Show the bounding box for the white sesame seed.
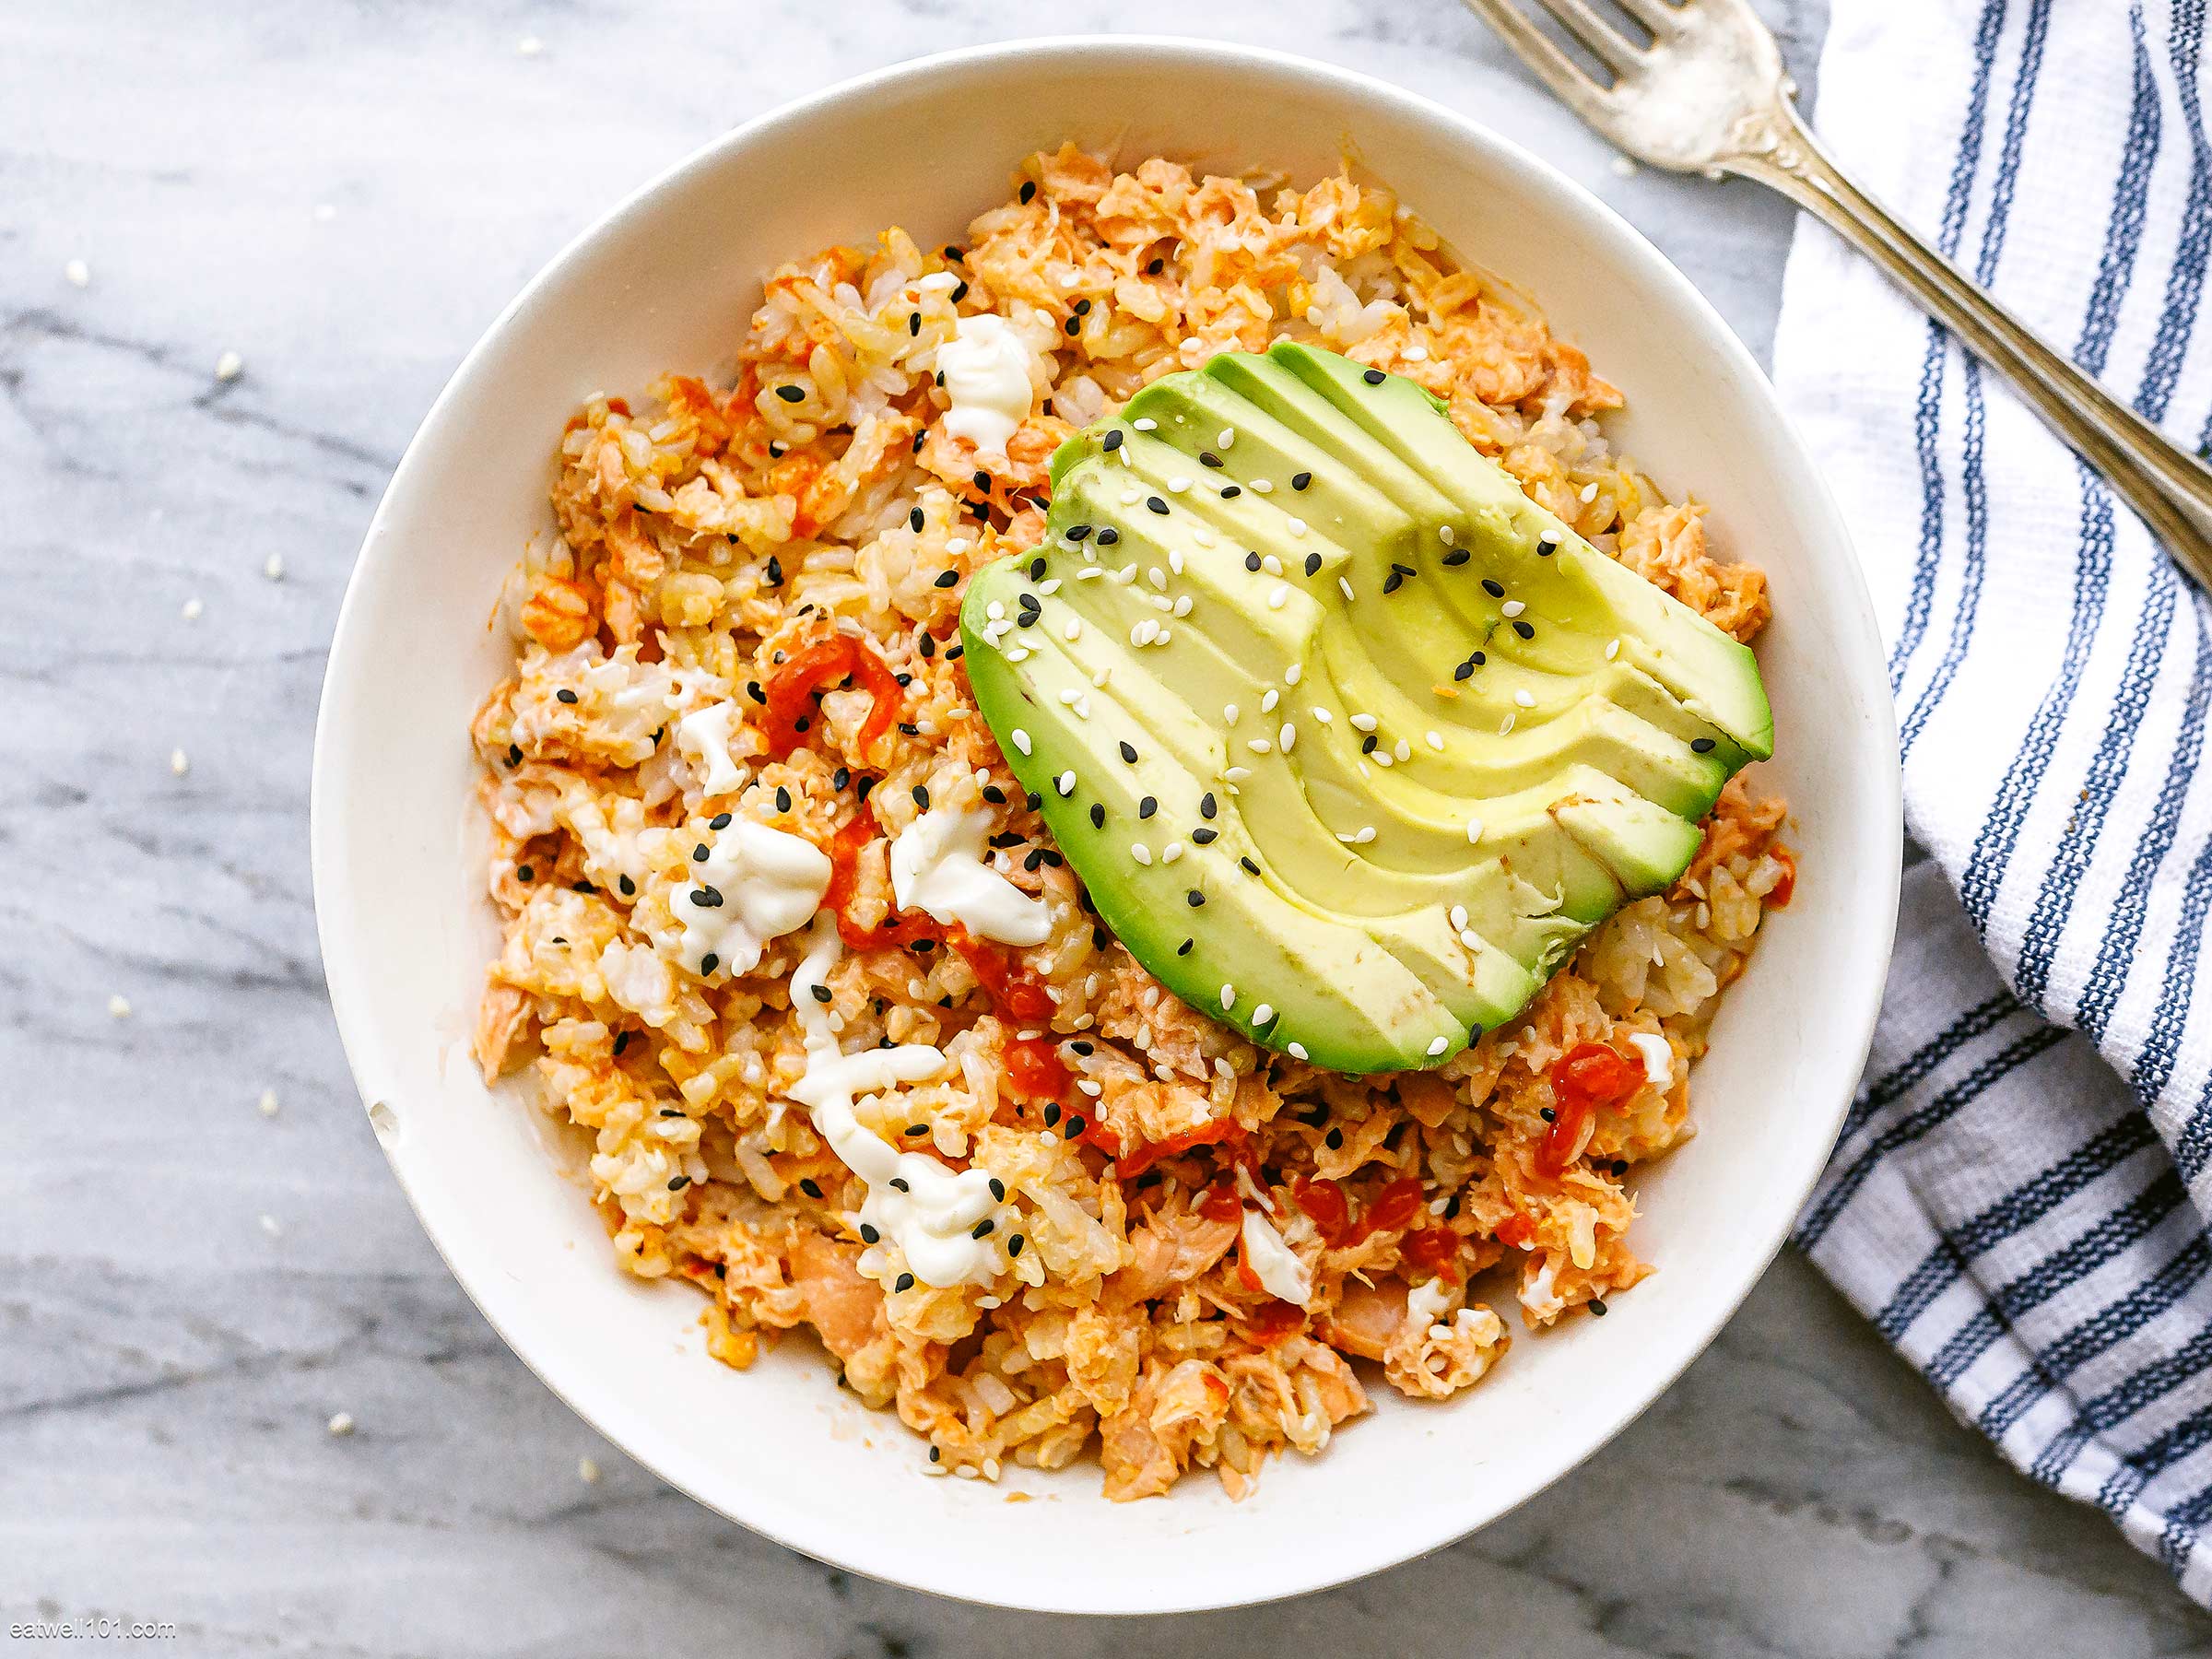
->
[1156,628,1171,644]
[1251,478,1274,493]
[1064,618,1081,641]
[1162,841,1184,863]
[1131,843,1152,865]
[170,747,190,776]
[1147,594,1172,613]
[1427,730,1444,750]
[947,536,971,554]
[1059,688,1079,706]
[1077,566,1103,581]
[1606,639,1621,659]
[1338,577,1356,602]
[1129,621,1152,646]
[1036,309,1056,329]
[1134,417,1158,430]
[1194,528,1216,547]
[1172,594,1193,618]
[1220,984,1237,1010]
[1462,928,1483,949]
[1337,831,1357,843]
[1279,723,1296,752]
[1439,524,1455,546]
[1092,667,1111,688]
[1287,517,1307,536]
[1372,749,1394,767]
[1224,701,1241,724]
[1223,765,1252,782]
[258,1088,280,1117]
[1267,584,1288,609]
[1253,1003,1274,1024]
[1394,738,1411,761]
[1427,1036,1450,1056]
[107,994,132,1019]
[1010,729,1031,755]
[181,597,204,620]
[985,600,1006,619]
[1078,1078,1103,1096]
[579,1456,602,1483]
[1260,688,1279,713]
[1466,818,1484,842]
[1349,712,1378,733]
[1449,904,1469,930]
[1312,706,1334,724]
[1169,548,1185,574]
[263,553,285,581]
[1514,688,1535,708]
[65,257,90,288]
[1247,737,1272,754]
[1038,577,1062,594]
[1500,712,1517,735]
[1355,826,1377,844]
[1121,488,1141,505]
[1054,771,1075,796]
[1147,567,1167,590]
[1288,1042,1309,1060]
[1218,429,1236,449]
[1406,343,1430,361]
[1168,477,1192,494]
[1285,663,1301,685]
[1501,599,1526,618]
[1580,481,1599,502]
[215,350,244,382]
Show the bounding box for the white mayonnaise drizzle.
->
[1404,1275,1454,1332]
[1241,1208,1312,1307]
[674,700,745,797]
[888,806,1051,947]
[654,817,830,979]
[1626,1031,1675,1092]
[784,913,1009,1288]
[935,314,1034,457]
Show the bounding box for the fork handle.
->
[1725,100,2212,590]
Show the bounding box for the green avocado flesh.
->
[959,342,1773,1074]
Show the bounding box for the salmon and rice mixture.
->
[468,146,1794,1500]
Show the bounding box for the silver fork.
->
[1462,0,2212,589]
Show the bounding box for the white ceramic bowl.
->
[312,36,1900,1614]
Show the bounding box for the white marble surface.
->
[6,2,2208,1653]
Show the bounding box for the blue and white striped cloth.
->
[1772,0,2212,1603]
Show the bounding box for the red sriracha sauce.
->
[1537,1041,1643,1178]
[1403,1227,1463,1279]
[1292,1176,1352,1247]
[1004,1034,1069,1102]
[761,633,902,759]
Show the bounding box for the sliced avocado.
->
[962,346,1773,1073]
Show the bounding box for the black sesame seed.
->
[833,767,851,790]
[1611,1159,1630,1176]
[1067,523,1093,541]
[1471,651,1487,665]
[973,470,992,493]
[860,1223,880,1243]
[1245,551,1263,571]
[618,875,635,897]
[1590,1298,1608,1316]
[971,1218,995,1240]
[1177,937,1194,955]
[799,1177,824,1199]
[1146,496,1169,515]
[1138,795,1158,818]
[943,243,963,261]
[765,556,783,586]
[1026,791,1042,810]
[1101,430,1124,455]
[1147,256,1165,274]
[1200,793,1218,819]
[1304,552,1323,577]
[1482,578,1506,597]
[1066,1115,1087,1136]
[912,430,928,453]
[1220,485,1241,499]
[1040,849,1063,867]
[905,1124,927,1136]
[1537,537,1559,557]
[1325,1128,1345,1149]
[613,1031,631,1056]
[910,507,925,532]
[898,722,919,735]
[1064,316,1081,336]
[1454,661,1476,681]
[889,1177,910,1193]
[1043,1103,1061,1126]
[1442,548,1471,566]
[1096,526,1120,546]
[1023,848,1044,872]
[1363,368,1387,384]
[516,865,535,881]
[950,280,970,303]
[1241,855,1261,875]
[908,312,921,336]
[775,383,806,403]
[1392,562,1417,576]
[811,983,833,1004]
[934,569,959,588]
[1090,803,1106,829]
[794,716,810,734]
[556,688,579,704]
[693,843,711,862]
[506,743,523,767]
[989,1177,1006,1202]
[1118,741,1138,764]
[1513,619,1535,640]
[1691,737,1717,754]
[709,811,732,830]
[689,886,723,909]
[1382,571,1405,594]
[1019,180,1037,203]
[668,1174,691,1191]
[1029,557,1047,581]
[1071,1041,1093,1056]
[1186,889,1205,907]
[1200,452,1223,468]
[769,441,786,457]
[1539,1106,1556,1123]
[1362,734,1379,754]
[858,778,877,801]
[982,783,1006,804]
[1190,827,1218,844]
[1017,611,1037,629]
[918,633,935,659]
[776,786,792,812]
[747,680,767,703]
[895,1272,916,1292]
[1008,1234,1026,1256]
[700,952,719,975]
[1290,471,1312,491]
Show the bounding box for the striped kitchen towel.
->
[1771,0,2212,1602]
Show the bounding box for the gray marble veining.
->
[5,1,2204,1653]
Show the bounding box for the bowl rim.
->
[312,31,1901,1615]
